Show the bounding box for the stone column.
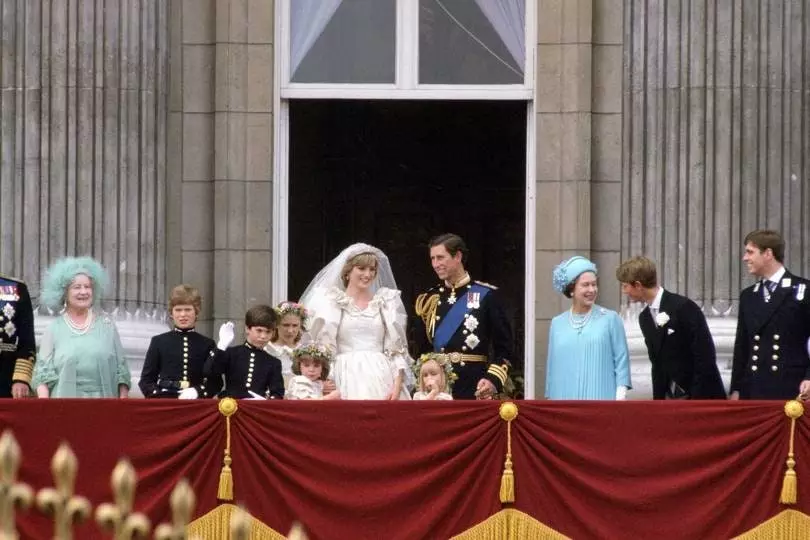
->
[623,0,810,312]
[534,0,623,396]
[0,0,168,311]
[212,0,275,334]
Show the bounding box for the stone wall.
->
[168,0,275,336]
[0,0,168,312]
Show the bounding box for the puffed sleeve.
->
[378,287,415,389]
[112,324,132,388]
[305,287,343,356]
[32,323,58,391]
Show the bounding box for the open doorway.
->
[288,100,526,387]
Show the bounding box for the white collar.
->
[647,287,665,311]
[765,266,786,284]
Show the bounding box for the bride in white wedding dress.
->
[300,243,414,400]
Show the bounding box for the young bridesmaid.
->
[285,342,340,400]
[412,355,454,401]
[266,301,308,383]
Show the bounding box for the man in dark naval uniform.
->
[415,233,514,400]
[139,285,225,398]
[0,273,36,398]
[731,230,810,400]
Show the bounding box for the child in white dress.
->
[285,342,340,400]
[412,355,454,401]
[266,301,308,384]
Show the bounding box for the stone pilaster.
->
[212,0,275,335]
[167,0,217,333]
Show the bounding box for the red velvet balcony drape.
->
[1,400,807,539]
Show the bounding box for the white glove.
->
[615,386,628,401]
[178,387,199,400]
[217,321,235,350]
[247,390,266,400]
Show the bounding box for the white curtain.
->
[474,0,526,74]
[290,0,344,77]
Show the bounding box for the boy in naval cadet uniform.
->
[415,234,514,400]
[730,230,810,400]
[139,284,229,399]
[0,273,36,398]
[207,304,285,400]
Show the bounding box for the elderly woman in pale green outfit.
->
[32,257,131,398]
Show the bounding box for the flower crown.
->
[275,301,310,328]
[292,342,332,363]
[412,353,459,391]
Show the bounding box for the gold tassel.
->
[499,402,519,505]
[217,398,238,502]
[218,454,233,501]
[500,455,515,504]
[779,399,804,505]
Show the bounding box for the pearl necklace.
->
[64,310,94,335]
[568,307,593,333]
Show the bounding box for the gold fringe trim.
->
[187,504,286,540]
[499,402,518,504]
[780,400,805,505]
[218,398,238,501]
[451,509,570,540]
[733,509,810,539]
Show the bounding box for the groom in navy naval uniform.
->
[730,230,810,400]
[617,256,726,399]
[414,234,514,400]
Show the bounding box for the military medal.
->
[467,292,480,309]
[448,289,457,305]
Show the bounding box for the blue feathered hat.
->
[552,256,598,294]
[40,257,110,310]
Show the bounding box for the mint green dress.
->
[32,314,131,398]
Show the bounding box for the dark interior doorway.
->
[288,100,526,376]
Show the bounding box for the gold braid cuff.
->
[487,364,509,386]
[415,293,439,343]
[12,357,34,386]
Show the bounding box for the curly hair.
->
[40,256,109,310]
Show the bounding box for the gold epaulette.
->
[415,292,440,343]
[474,280,498,290]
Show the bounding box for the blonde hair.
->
[340,252,378,287]
[418,359,448,393]
[615,257,658,288]
[169,284,202,314]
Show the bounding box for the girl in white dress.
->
[300,243,414,400]
[412,355,454,400]
[285,342,340,400]
[265,301,308,384]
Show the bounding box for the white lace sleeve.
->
[303,287,342,357]
[378,287,415,389]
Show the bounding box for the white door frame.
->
[272,0,537,397]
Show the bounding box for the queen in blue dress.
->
[545,256,631,400]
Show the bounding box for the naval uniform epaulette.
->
[474,280,498,290]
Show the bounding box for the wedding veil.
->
[298,243,399,306]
